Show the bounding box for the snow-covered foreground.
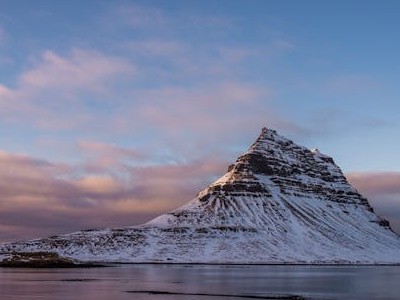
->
[1,128,399,264]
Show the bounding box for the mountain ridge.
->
[1,128,399,264]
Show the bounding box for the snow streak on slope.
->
[1,128,399,264]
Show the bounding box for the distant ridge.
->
[1,128,400,264]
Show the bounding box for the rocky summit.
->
[1,128,400,264]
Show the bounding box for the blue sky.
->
[0,0,399,241]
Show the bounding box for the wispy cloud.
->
[77,140,148,173]
[0,2,299,140]
[0,83,12,99]
[133,83,267,132]
[0,48,134,128]
[110,81,306,158]
[113,4,168,29]
[109,2,233,34]
[124,36,294,82]
[111,1,295,81]
[20,49,134,92]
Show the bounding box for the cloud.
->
[0,48,134,128]
[2,149,399,244]
[126,82,309,162]
[0,4,310,244]
[77,140,147,172]
[20,49,134,93]
[347,172,400,233]
[134,83,266,132]
[0,148,228,243]
[0,38,304,162]
[347,172,400,196]
[129,157,227,201]
[0,83,12,101]
[78,140,145,159]
[109,3,233,34]
[112,2,295,81]
[0,48,134,104]
[113,82,302,141]
[0,2,299,139]
[78,175,119,193]
[0,149,67,181]
[106,4,299,144]
[124,36,293,82]
[113,4,167,29]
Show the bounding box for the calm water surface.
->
[1,264,399,300]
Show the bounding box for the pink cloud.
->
[133,83,268,133]
[119,82,306,151]
[347,172,400,196]
[2,149,400,243]
[0,84,13,112]
[20,49,134,92]
[0,150,67,179]
[130,157,227,199]
[75,176,123,196]
[0,149,228,243]
[78,140,145,160]
[0,10,300,140]
[0,48,134,129]
[346,172,400,234]
[77,140,147,172]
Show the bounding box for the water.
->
[1,264,400,300]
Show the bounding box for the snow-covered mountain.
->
[1,128,400,264]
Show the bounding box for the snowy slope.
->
[1,128,399,264]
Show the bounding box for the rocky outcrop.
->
[0,252,105,268]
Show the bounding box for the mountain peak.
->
[250,127,281,149]
[260,127,278,138]
[247,127,299,158]
[204,127,376,222]
[1,127,399,264]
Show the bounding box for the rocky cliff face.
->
[1,128,399,264]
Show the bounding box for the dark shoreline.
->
[0,252,109,268]
[1,251,400,268]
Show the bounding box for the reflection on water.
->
[1,264,400,300]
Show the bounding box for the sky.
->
[0,0,399,242]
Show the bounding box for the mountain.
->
[1,128,399,264]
